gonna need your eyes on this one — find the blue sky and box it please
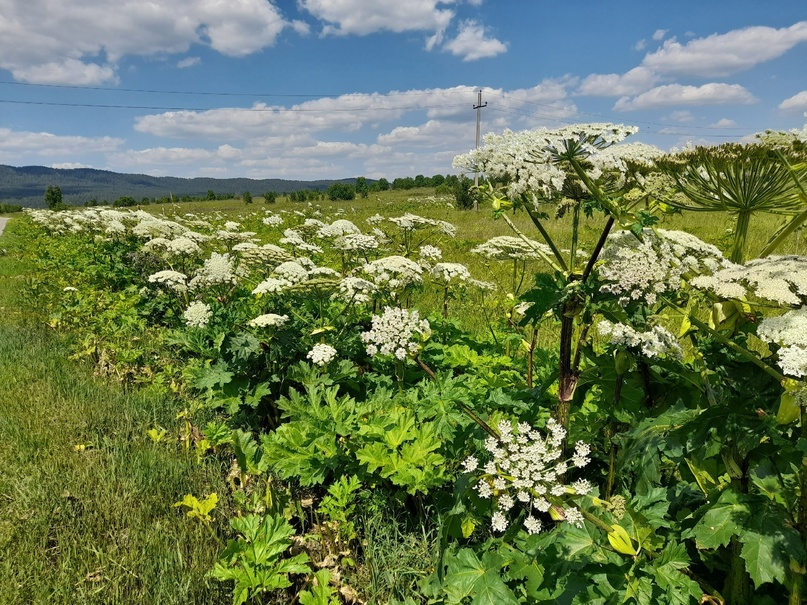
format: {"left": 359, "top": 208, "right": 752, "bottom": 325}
{"left": 1, "top": 0, "right": 806, "bottom": 181}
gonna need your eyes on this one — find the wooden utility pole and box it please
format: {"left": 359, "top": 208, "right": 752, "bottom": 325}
{"left": 473, "top": 89, "right": 487, "bottom": 211}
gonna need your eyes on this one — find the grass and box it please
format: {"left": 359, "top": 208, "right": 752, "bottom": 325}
{"left": 0, "top": 223, "right": 231, "bottom": 605}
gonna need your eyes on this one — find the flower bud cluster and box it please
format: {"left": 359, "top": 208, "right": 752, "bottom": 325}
{"left": 247, "top": 313, "right": 289, "bottom": 329}
{"left": 361, "top": 306, "right": 431, "bottom": 360}
{"left": 147, "top": 270, "right": 188, "bottom": 293}
{"left": 463, "top": 419, "right": 592, "bottom": 535}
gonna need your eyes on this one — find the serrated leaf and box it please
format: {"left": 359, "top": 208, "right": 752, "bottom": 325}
{"left": 442, "top": 548, "right": 520, "bottom": 605}
{"left": 688, "top": 488, "right": 750, "bottom": 549}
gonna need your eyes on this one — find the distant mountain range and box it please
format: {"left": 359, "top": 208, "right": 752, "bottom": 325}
{"left": 0, "top": 164, "right": 358, "bottom": 208}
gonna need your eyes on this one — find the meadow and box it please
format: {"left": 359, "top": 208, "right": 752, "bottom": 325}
{"left": 2, "top": 125, "right": 807, "bottom": 605}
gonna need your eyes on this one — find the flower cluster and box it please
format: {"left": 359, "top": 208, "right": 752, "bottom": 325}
{"left": 183, "top": 301, "right": 213, "bottom": 328}
{"left": 307, "top": 343, "right": 337, "bottom": 366}
{"left": 472, "top": 235, "right": 551, "bottom": 261}
{"left": 147, "top": 270, "right": 188, "bottom": 293}
{"left": 189, "top": 252, "right": 237, "bottom": 289}
{"left": 247, "top": 313, "right": 289, "bottom": 329}
{"left": 597, "top": 320, "right": 683, "bottom": 359}
{"left": 361, "top": 306, "right": 431, "bottom": 360}
{"left": 463, "top": 419, "right": 592, "bottom": 534}
{"left": 598, "top": 229, "right": 730, "bottom": 306}
{"left": 453, "top": 123, "right": 644, "bottom": 200}
{"left": 430, "top": 262, "right": 471, "bottom": 284}
{"left": 361, "top": 256, "right": 424, "bottom": 291}
{"left": 757, "top": 307, "right": 807, "bottom": 377}
{"left": 691, "top": 256, "right": 807, "bottom": 307}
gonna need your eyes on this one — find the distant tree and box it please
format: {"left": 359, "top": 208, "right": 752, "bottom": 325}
{"left": 44, "top": 185, "right": 63, "bottom": 210}
{"left": 326, "top": 183, "right": 355, "bottom": 201}
{"left": 113, "top": 196, "right": 137, "bottom": 207}
{"left": 431, "top": 174, "right": 446, "bottom": 187}
{"left": 206, "top": 189, "right": 216, "bottom": 201}
{"left": 141, "top": 197, "right": 151, "bottom": 205}
{"left": 263, "top": 191, "right": 277, "bottom": 204}
{"left": 355, "top": 177, "right": 369, "bottom": 199}
{"left": 376, "top": 178, "right": 390, "bottom": 191}
{"left": 243, "top": 191, "right": 253, "bottom": 205}
{"left": 414, "top": 174, "right": 428, "bottom": 188}
{"left": 452, "top": 175, "right": 476, "bottom": 210}
{"left": 392, "top": 177, "right": 415, "bottom": 190}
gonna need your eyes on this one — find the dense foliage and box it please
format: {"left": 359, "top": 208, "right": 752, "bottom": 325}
{"left": 12, "top": 121, "right": 807, "bottom": 605}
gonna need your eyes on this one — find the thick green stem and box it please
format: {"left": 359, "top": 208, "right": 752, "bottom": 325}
{"left": 789, "top": 405, "right": 807, "bottom": 604}
{"left": 762, "top": 151, "right": 807, "bottom": 258}
{"left": 501, "top": 211, "right": 564, "bottom": 273}
{"left": 731, "top": 210, "right": 752, "bottom": 264}
{"left": 557, "top": 310, "right": 577, "bottom": 431}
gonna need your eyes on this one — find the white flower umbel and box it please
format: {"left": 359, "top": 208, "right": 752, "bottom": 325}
{"left": 317, "top": 219, "right": 361, "bottom": 238}
{"left": 691, "top": 256, "right": 807, "bottom": 307}
{"left": 453, "top": 123, "right": 644, "bottom": 200}
{"left": 598, "top": 229, "right": 731, "bottom": 306}
{"left": 307, "top": 343, "right": 337, "bottom": 366}
{"left": 430, "top": 262, "right": 471, "bottom": 284}
{"left": 147, "top": 270, "right": 188, "bottom": 293}
{"left": 418, "top": 245, "right": 443, "bottom": 263}
{"left": 248, "top": 313, "right": 289, "bottom": 329}
{"left": 757, "top": 307, "right": 807, "bottom": 377}
{"left": 597, "top": 320, "right": 683, "bottom": 360}
{"left": 189, "top": 252, "right": 237, "bottom": 289}
{"left": 334, "top": 276, "right": 377, "bottom": 304}
{"left": 362, "top": 256, "right": 424, "bottom": 291}
{"left": 361, "top": 306, "right": 431, "bottom": 360}
{"left": 463, "top": 419, "right": 592, "bottom": 534}
{"left": 262, "top": 215, "right": 284, "bottom": 227}
{"left": 471, "top": 235, "right": 551, "bottom": 261}
{"left": 183, "top": 301, "right": 212, "bottom": 328}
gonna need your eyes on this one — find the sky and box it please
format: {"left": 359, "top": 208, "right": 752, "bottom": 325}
{"left": 1, "top": 0, "right": 806, "bottom": 181}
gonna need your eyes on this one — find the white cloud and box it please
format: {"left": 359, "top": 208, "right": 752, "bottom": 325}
{"left": 0, "top": 128, "right": 123, "bottom": 158}
{"left": 0, "top": 0, "right": 299, "bottom": 84}
{"left": 641, "top": 22, "right": 807, "bottom": 77}
{"left": 577, "top": 67, "right": 659, "bottom": 97}
{"left": 666, "top": 110, "right": 695, "bottom": 123}
{"left": 442, "top": 20, "right": 507, "bottom": 61}
{"left": 779, "top": 91, "right": 807, "bottom": 113}
{"left": 614, "top": 83, "right": 757, "bottom": 111}
{"left": 177, "top": 57, "right": 201, "bottom": 69}
{"left": 652, "top": 29, "right": 667, "bottom": 41}
{"left": 710, "top": 118, "right": 737, "bottom": 128}
{"left": 51, "top": 162, "right": 92, "bottom": 169}
{"left": 299, "top": 0, "right": 456, "bottom": 36}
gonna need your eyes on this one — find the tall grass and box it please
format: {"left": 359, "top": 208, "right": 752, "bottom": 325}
{"left": 0, "top": 222, "right": 231, "bottom": 605}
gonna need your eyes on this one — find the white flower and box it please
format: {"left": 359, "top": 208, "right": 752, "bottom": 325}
{"left": 248, "top": 314, "right": 289, "bottom": 328}
{"left": 183, "top": 301, "right": 212, "bottom": 328}
{"left": 524, "top": 515, "right": 542, "bottom": 535}
{"left": 334, "top": 276, "right": 377, "bottom": 303}
{"left": 189, "top": 253, "right": 236, "bottom": 289}
{"left": 472, "top": 235, "right": 551, "bottom": 261}
{"left": 362, "top": 256, "right": 424, "bottom": 291}
{"left": 757, "top": 307, "right": 807, "bottom": 377}
{"left": 491, "top": 511, "right": 508, "bottom": 533}
{"left": 692, "top": 256, "right": 807, "bottom": 306}
{"left": 563, "top": 507, "right": 584, "bottom": 529}
{"left": 262, "top": 215, "right": 284, "bottom": 227}
{"left": 597, "top": 320, "right": 683, "bottom": 359}
{"left": 307, "top": 343, "right": 337, "bottom": 366}
{"left": 361, "top": 306, "right": 431, "bottom": 359}
{"left": 462, "top": 456, "right": 479, "bottom": 472}
{"left": 430, "top": 262, "right": 471, "bottom": 284}
{"left": 148, "top": 270, "right": 189, "bottom": 293}
{"left": 419, "top": 245, "right": 443, "bottom": 262}
{"left": 253, "top": 278, "right": 290, "bottom": 295}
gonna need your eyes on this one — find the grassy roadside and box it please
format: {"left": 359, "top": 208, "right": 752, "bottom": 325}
{"left": 0, "top": 220, "right": 231, "bottom": 604}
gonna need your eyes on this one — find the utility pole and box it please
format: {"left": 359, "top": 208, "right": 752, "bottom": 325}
{"left": 473, "top": 89, "right": 487, "bottom": 211}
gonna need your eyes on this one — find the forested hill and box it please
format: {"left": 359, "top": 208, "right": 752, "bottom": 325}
{"left": 0, "top": 164, "right": 357, "bottom": 208}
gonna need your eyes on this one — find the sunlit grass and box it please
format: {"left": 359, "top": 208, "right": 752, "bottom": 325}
{"left": 0, "top": 223, "right": 231, "bottom": 605}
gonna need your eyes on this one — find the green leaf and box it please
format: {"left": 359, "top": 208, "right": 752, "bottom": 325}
{"left": 299, "top": 569, "right": 337, "bottom": 605}
{"left": 740, "top": 505, "right": 805, "bottom": 588}
{"left": 688, "top": 488, "right": 750, "bottom": 549}
{"left": 441, "top": 548, "right": 519, "bottom": 605}
{"left": 193, "top": 360, "right": 234, "bottom": 391}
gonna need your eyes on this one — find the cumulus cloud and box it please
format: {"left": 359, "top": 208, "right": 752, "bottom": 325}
{"left": 177, "top": 57, "right": 201, "bottom": 69}
{"left": 0, "top": 0, "right": 299, "bottom": 85}
{"left": 710, "top": 118, "right": 737, "bottom": 128}
{"left": 577, "top": 67, "right": 659, "bottom": 97}
{"left": 642, "top": 22, "right": 807, "bottom": 77}
{"left": 299, "top": 0, "right": 456, "bottom": 36}
{"left": 442, "top": 20, "right": 507, "bottom": 61}
{"left": 614, "top": 83, "right": 757, "bottom": 111}
{"left": 0, "top": 128, "right": 123, "bottom": 157}
{"left": 779, "top": 91, "right": 807, "bottom": 113}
